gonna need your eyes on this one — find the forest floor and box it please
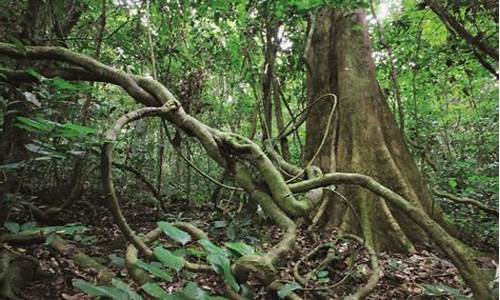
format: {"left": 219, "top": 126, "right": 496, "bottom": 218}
{"left": 11, "top": 190, "right": 497, "bottom": 300}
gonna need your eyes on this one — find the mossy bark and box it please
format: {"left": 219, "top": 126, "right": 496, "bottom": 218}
{"left": 304, "top": 8, "right": 455, "bottom": 252}
{"left": 50, "top": 235, "right": 115, "bottom": 283}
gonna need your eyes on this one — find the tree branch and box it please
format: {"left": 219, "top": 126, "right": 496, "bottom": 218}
{"left": 0, "top": 67, "right": 107, "bottom": 84}
{"left": 0, "top": 42, "right": 159, "bottom": 106}
{"left": 432, "top": 188, "right": 498, "bottom": 217}
{"left": 424, "top": 0, "right": 498, "bottom": 61}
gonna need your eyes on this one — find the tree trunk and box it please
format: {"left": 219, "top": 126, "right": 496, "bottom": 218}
{"left": 304, "top": 8, "right": 455, "bottom": 252}
{"left": 273, "top": 78, "right": 291, "bottom": 161}
{"left": 260, "top": 23, "right": 279, "bottom": 140}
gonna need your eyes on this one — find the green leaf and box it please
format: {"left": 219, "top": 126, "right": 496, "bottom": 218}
{"left": 316, "top": 270, "right": 329, "bottom": 278}
{"left": 109, "top": 254, "right": 125, "bottom": 268}
{"left": 72, "top": 279, "right": 128, "bottom": 300}
{"left": 224, "top": 242, "right": 254, "bottom": 257}
{"left": 277, "top": 283, "right": 302, "bottom": 299}
{"left": 422, "top": 283, "right": 469, "bottom": 299}
{"left": 206, "top": 254, "right": 239, "bottom": 292}
{"left": 23, "top": 223, "right": 88, "bottom": 235}
{"left": 59, "top": 123, "right": 97, "bottom": 138}
{"left": 4, "top": 222, "right": 20, "bottom": 233}
{"left": 60, "top": 224, "right": 88, "bottom": 235}
{"left": 182, "top": 282, "right": 207, "bottom": 299}
{"left": 187, "top": 247, "right": 205, "bottom": 258}
{"left": 52, "top": 78, "right": 83, "bottom": 91}
{"left": 25, "top": 68, "right": 43, "bottom": 80}
{"left": 21, "top": 222, "right": 37, "bottom": 231}
{"left": 72, "top": 279, "right": 108, "bottom": 297}
{"left": 448, "top": 179, "right": 458, "bottom": 190}
{"left": 16, "top": 117, "right": 54, "bottom": 133}
{"left": 0, "top": 161, "right": 26, "bottom": 171}
{"left": 45, "top": 234, "right": 56, "bottom": 246}
{"left": 141, "top": 282, "right": 169, "bottom": 299}
{"left": 54, "top": 224, "right": 88, "bottom": 235}
{"left": 173, "top": 248, "right": 187, "bottom": 257}
{"left": 226, "top": 224, "right": 236, "bottom": 241}
{"left": 197, "top": 239, "right": 228, "bottom": 257}
{"left": 158, "top": 221, "right": 192, "bottom": 245}
{"left": 111, "top": 278, "right": 143, "bottom": 300}
{"left": 153, "top": 246, "right": 185, "bottom": 271}
{"left": 135, "top": 259, "right": 173, "bottom": 281}
{"left": 422, "top": 16, "right": 448, "bottom": 46}
{"left": 213, "top": 220, "right": 226, "bottom": 228}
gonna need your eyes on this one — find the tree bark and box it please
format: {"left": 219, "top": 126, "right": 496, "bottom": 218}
{"left": 303, "top": 9, "right": 337, "bottom": 172}
{"left": 304, "top": 8, "right": 456, "bottom": 252}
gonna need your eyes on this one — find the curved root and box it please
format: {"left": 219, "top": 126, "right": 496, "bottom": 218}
{"left": 289, "top": 173, "right": 491, "bottom": 299}
{"left": 342, "top": 234, "right": 380, "bottom": 300}
{"left": 292, "top": 234, "right": 379, "bottom": 299}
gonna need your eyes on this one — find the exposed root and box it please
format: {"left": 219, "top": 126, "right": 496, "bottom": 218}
{"left": 124, "top": 223, "right": 244, "bottom": 299}
{"left": 291, "top": 233, "right": 379, "bottom": 299}
{"left": 289, "top": 172, "right": 492, "bottom": 299}
{"left": 49, "top": 235, "right": 115, "bottom": 284}
{"left": 293, "top": 242, "right": 336, "bottom": 287}
{"left": 231, "top": 163, "right": 297, "bottom": 274}
{"left": 343, "top": 234, "right": 380, "bottom": 300}
{"left": 0, "top": 232, "right": 115, "bottom": 285}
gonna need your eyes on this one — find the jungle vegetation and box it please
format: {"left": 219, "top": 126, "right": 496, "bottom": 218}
{"left": 0, "top": 0, "right": 498, "bottom": 299}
